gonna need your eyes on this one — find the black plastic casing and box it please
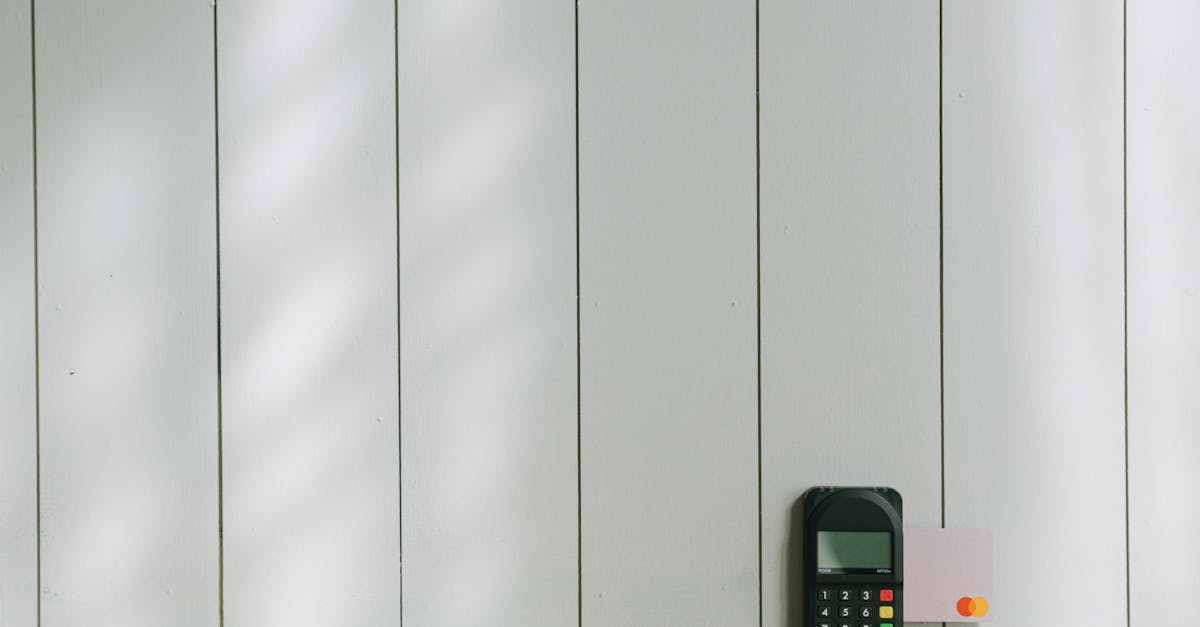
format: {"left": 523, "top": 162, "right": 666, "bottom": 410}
{"left": 802, "top": 487, "right": 903, "bottom": 626}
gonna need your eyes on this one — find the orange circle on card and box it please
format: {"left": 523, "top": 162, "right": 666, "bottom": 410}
{"left": 957, "top": 596, "right": 990, "bottom": 617}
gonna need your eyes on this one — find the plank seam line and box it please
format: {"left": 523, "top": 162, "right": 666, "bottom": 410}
{"left": 30, "top": 0, "right": 41, "bottom": 624}
{"left": 394, "top": 0, "right": 403, "bottom": 622}
{"left": 1122, "top": 0, "right": 1131, "bottom": 624}
{"left": 937, "top": 0, "right": 946, "bottom": 534}
{"left": 938, "top": 2, "right": 946, "bottom": 624}
{"left": 754, "top": 0, "right": 763, "bottom": 624}
{"left": 574, "top": 0, "right": 583, "bottom": 625}
{"left": 212, "top": 3, "right": 225, "bottom": 625}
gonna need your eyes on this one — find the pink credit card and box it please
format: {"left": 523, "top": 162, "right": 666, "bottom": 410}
{"left": 904, "top": 528, "right": 993, "bottom": 622}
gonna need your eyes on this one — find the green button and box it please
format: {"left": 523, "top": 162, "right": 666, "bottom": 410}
{"left": 880, "top": 624, "right": 893, "bottom": 627}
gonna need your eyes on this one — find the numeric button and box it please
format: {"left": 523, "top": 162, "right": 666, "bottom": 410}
{"left": 818, "top": 589, "right": 833, "bottom": 602}
{"left": 859, "top": 589, "right": 873, "bottom": 602}
{"left": 817, "top": 606, "right": 832, "bottom": 618}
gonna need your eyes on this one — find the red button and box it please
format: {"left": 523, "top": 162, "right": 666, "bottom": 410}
{"left": 880, "top": 589, "right": 894, "bottom": 602}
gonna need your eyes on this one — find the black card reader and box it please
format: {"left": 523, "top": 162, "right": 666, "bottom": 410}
{"left": 802, "top": 487, "right": 903, "bottom": 627}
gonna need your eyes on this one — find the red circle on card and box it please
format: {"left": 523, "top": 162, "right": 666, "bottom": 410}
{"left": 957, "top": 596, "right": 974, "bottom": 617}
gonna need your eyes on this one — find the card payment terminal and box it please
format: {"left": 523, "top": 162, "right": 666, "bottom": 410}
{"left": 802, "top": 487, "right": 903, "bottom": 627}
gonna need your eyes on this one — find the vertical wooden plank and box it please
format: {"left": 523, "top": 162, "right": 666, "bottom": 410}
{"left": 943, "top": 2, "right": 1126, "bottom": 625}
{"left": 578, "top": 2, "right": 757, "bottom": 624}
{"left": 397, "top": 0, "right": 576, "bottom": 624}
{"left": 759, "top": 2, "right": 941, "bottom": 626}
{"left": 0, "top": 2, "right": 37, "bottom": 625}
{"left": 35, "top": 1, "right": 219, "bottom": 625}
{"left": 218, "top": 0, "right": 399, "bottom": 624}
{"left": 1128, "top": 1, "right": 1200, "bottom": 623}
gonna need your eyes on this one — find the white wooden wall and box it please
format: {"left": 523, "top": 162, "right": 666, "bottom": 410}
{"left": 761, "top": 5, "right": 940, "bottom": 627}
{"left": 580, "top": 2, "right": 756, "bottom": 625}
{"left": 1, "top": 3, "right": 36, "bottom": 627}
{"left": 943, "top": 3, "right": 1127, "bottom": 626}
{"left": 35, "top": 2, "right": 219, "bottom": 626}
{"left": 1, "top": 2, "right": 1197, "bottom": 626}
{"left": 1127, "top": 1, "right": 1200, "bottom": 625}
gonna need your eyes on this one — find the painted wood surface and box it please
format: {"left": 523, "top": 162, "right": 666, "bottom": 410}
{"left": 759, "top": 3, "right": 941, "bottom": 627}
{"left": 942, "top": 2, "right": 1127, "bottom": 625}
{"left": 579, "top": 2, "right": 758, "bottom": 625}
{"left": 217, "top": 1, "right": 400, "bottom": 625}
{"left": 34, "top": 1, "right": 219, "bottom": 625}
{"left": 0, "top": 3, "right": 37, "bottom": 626}
{"left": 9, "top": 4, "right": 1200, "bottom": 625}
{"left": 397, "top": 0, "right": 578, "bottom": 624}
{"left": 1128, "top": 1, "right": 1200, "bottom": 623}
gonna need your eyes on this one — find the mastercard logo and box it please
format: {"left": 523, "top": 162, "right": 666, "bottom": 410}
{"left": 957, "top": 596, "right": 989, "bottom": 617}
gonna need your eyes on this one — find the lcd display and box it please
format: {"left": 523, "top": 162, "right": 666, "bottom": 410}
{"left": 816, "top": 531, "right": 892, "bottom": 570}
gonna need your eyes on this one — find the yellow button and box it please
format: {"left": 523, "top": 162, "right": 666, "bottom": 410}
{"left": 879, "top": 606, "right": 894, "bottom": 619}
